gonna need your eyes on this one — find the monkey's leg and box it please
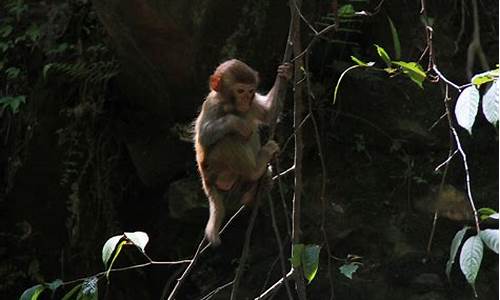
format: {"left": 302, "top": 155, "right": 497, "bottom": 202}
{"left": 205, "top": 187, "right": 225, "bottom": 246}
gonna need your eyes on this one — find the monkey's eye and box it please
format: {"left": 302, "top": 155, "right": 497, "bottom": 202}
{"left": 236, "top": 89, "right": 245, "bottom": 94}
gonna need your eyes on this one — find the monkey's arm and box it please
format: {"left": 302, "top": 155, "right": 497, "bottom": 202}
{"left": 197, "top": 107, "right": 251, "bottom": 147}
{"left": 254, "top": 63, "right": 292, "bottom": 124}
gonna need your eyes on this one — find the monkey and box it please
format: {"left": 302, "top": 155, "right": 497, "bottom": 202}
{"left": 194, "top": 59, "right": 291, "bottom": 246}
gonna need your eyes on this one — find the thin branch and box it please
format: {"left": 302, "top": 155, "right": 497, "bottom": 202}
{"left": 432, "top": 66, "right": 462, "bottom": 91}
{"left": 167, "top": 236, "right": 207, "bottom": 300}
{"left": 164, "top": 206, "right": 245, "bottom": 299}
{"left": 441, "top": 86, "right": 481, "bottom": 233}
{"left": 199, "top": 281, "right": 234, "bottom": 300}
{"left": 267, "top": 193, "right": 294, "bottom": 299}
{"left": 255, "top": 270, "right": 295, "bottom": 300}
{"left": 62, "top": 259, "right": 191, "bottom": 287}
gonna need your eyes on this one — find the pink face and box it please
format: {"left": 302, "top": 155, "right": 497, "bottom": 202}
{"left": 233, "top": 83, "right": 256, "bottom": 113}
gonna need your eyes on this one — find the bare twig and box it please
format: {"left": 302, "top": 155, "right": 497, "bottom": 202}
{"left": 62, "top": 258, "right": 191, "bottom": 287}
{"left": 167, "top": 237, "right": 207, "bottom": 300}
{"left": 267, "top": 193, "right": 294, "bottom": 299}
{"left": 199, "top": 281, "right": 234, "bottom": 300}
{"left": 255, "top": 270, "right": 295, "bottom": 300}
{"left": 164, "top": 206, "right": 245, "bottom": 299}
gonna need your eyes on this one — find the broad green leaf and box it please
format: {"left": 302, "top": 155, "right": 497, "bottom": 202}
{"left": 459, "top": 235, "right": 483, "bottom": 290}
{"left": 455, "top": 86, "right": 480, "bottom": 134}
{"left": 47, "top": 279, "right": 63, "bottom": 292}
{"left": 387, "top": 17, "right": 401, "bottom": 60}
{"left": 302, "top": 245, "right": 321, "bottom": 283}
{"left": 124, "top": 231, "right": 149, "bottom": 252}
{"left": 392, "top": 61, "right": 426, "bottom": 88}
{"left": 102, "top": 235, "right": 123, "bottom": 267}
{"left": 446, "top": 227, "right": 469, "bottom": 281}
{"left": 471, "top": 69, "right": 499, "bottom": 87}
{"left": 478, "top": 208, "right": 498, "bottom": 221}
{"left": 374, "top": 44, "right": 391, "bottom": 66}
{"left": 77, "top": 277, "right": 98, "bottom": 300}
{"left": 338, "top": 5, "right": 355, "bottom": 17}
{"left": 482, "top": 80, "right": 498, "bottom": 125}
{"left": 479, "top": 229, "right": 499, "bottom": 254}
{"left": 339, "top": 262, "right": 360, "bottom": 279}
{"left": 291, "top": 244, "right": 304, "bottom": 268}
{"left": 62, "top": 284, "right": 82, "bottom": 300}
{"left": 19, "top": 284, "right": 46, "bottom": 300}
{"left": 106, "top": 240, "right": 126, "bottom": 280}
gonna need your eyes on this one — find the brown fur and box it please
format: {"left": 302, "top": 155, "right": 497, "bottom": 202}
{"left": 194, "top": 59, "right": 286, "bottom": 246}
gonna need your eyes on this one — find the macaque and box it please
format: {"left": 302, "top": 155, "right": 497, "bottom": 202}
{"left": 194, "top": 59, "right": 291, "bottom": 246}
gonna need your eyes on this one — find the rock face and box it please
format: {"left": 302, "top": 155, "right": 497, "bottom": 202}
{"left": 91, "top": 0, "right": 290, "bottom": 186}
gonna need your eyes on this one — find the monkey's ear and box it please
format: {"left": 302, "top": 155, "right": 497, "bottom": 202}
{"left": 210, "top": 74, "right": 222, "bottom": 92}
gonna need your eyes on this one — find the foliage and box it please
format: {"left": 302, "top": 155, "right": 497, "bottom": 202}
{"left": 446, "top": 209, "right": 499, "bottom": 297}
{"left": 291, "top": 244, "right": 321, "bottom": 284}
{"left": 454, "top": 68, "right": 499, "bottom": 134}
{"left": 19, "top": 232, "right": 150, "bottom": 300}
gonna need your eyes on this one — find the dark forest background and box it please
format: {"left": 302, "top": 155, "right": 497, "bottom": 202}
{"left": 1, "top": 0, "right": 498, "bottom": 299}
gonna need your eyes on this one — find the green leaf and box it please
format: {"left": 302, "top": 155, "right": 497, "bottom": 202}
{"left": 471, "top": 69, "right": 499, "bottom": 87}
{"left": 374, "top": 44, "right": 391, "bottom": 66}
{"left": 102, "top": 235, "right": 123, "bottom": 267}
{"left": 350, "top": 56, "right": 375, "bottom": 67}
{"left": 291, "top": 244, "right": 304, "bottom": 268}
{"left": 446, "top": 227, "right": 469, "bottom": 281}
{"left": 479, "top": 229, "right": 499, "bottom": 254}
{"left": 25, "top": 24, "right": 40, "bottom": 42}
{"left": 392, "top": 61, "right": 426, "bottom": 88}
{"left": 0, "top": 24, "right": 13, "bottom": 38}
{"left": 0, "top": 95, "right": 26, "bottom": 114}
{"left": 77, "top": 277, "right": 98, "bottom": 300}
{"left": 106, "top": 240, "right": 126, "bottom": 280}
{"left": 338, "top": 4, "right": 355, "bottom": 18}
{"left": 351, "top": 56, "right": 368, "bottom": 66}
{"left": 302, "top": 245, "right": 321, "bottom": 284}
{"left": 482, "top": 80, "right": 498, "bottom": 125}
{"left": 455, "top": 86, "right": 480, "bottom": 134}
{"left": 459, "top": 235, "right": 484, "bottom": 294}
{"left": 43, "top": 64, "right": 53, "bottom": 79}
{"left": 339, "top": 262, "right": 360, "bottom": 279}
{"left": 387, "top": 17, "right": 401, "bottom": 60}
{"left": 124, "top": 231, "right": 149, "bottom": 252}
{"left": 62, "top": 284, "right": 82, "bottom": 300}
{"left": 478, "top": 208, "right": 498, "bottom": 221}
{"left": 19, "top": 284, "right": 46, "bottom": 300}
{"left": 6, "top": 67, "right": 21, "bottom": 79}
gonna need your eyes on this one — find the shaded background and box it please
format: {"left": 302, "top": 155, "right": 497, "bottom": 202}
{"left": 1, "top": 0, "right": 498, "bottom": 299}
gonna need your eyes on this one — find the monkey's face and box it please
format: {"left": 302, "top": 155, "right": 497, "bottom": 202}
{"left": 232, "top": 83, "right": 256, "bottom": 113}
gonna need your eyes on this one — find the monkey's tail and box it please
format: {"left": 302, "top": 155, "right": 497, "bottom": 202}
{"left": 204, "top": 184, "right": 225, "bottom": 246}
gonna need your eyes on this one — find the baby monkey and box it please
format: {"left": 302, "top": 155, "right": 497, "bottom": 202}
{"left": 194, "top": 59, "right": 292, "bottom": 245}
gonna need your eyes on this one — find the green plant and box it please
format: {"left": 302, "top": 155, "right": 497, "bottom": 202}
{"left": 445, "top": 209, "right": 499, "bottom": 297}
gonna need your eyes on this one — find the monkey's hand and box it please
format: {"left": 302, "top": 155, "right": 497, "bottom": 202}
{"left": 262, "top": 140, "right": 280, "bottom": 159}
{"left": 277, "top": 63, "right": 293, "bottom": 81}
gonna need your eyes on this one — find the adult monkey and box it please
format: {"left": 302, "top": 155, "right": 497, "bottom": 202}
{"left": 194, "top": 59, "right": 291, "bottom": 246}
